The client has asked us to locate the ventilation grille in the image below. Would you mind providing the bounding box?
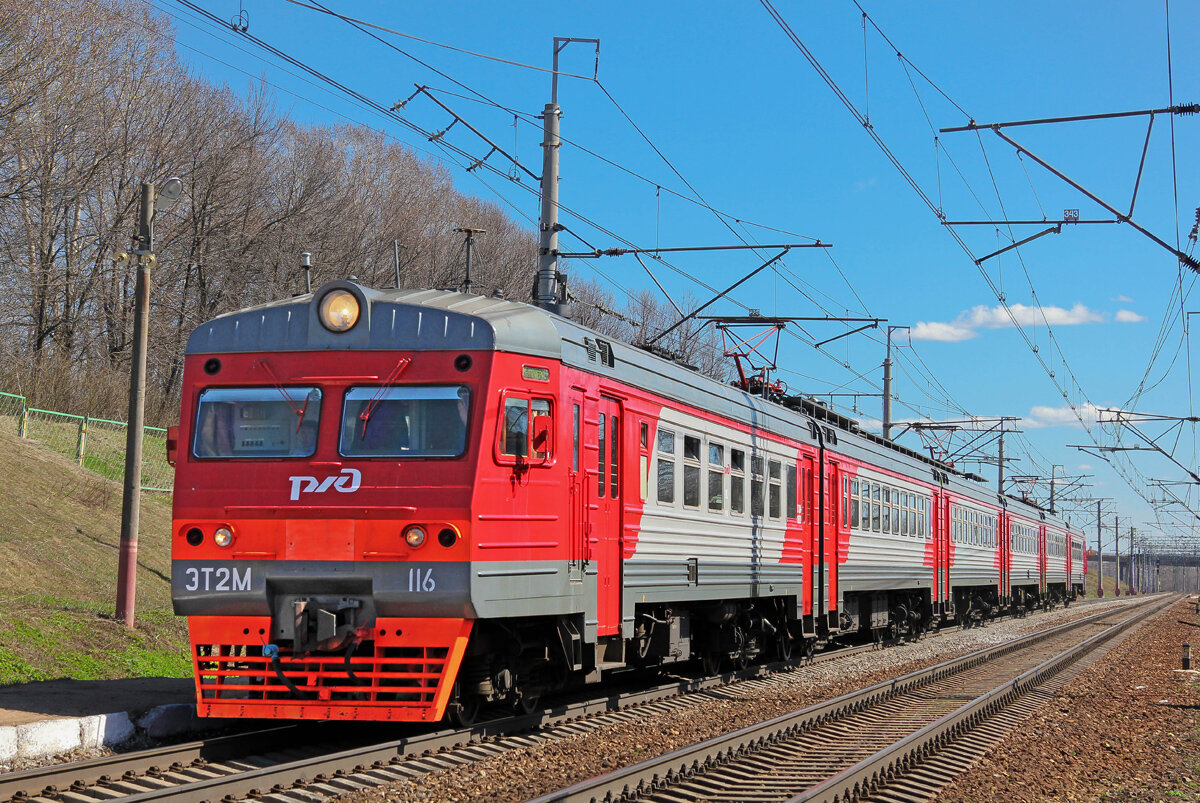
[195,641,448,706]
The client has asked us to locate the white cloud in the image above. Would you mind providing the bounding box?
[1111,295,1134,303]
[1077,463,1093,471]
[909,321,977,342]
[1115,309,1146,323]
[960,303,1103,329]
[1023,402,1101,429]
[911,302,1113,343]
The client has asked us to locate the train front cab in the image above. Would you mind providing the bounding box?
[172,343,488,722]
[169,283,572,723]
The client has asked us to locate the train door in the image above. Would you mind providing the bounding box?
[936,493,951,616]
[999,513,1010,604]
[825,461,840,628]
[1038,525,1048,599]
[567,392,587,585]
[594,396,623,635]
[800,454,817,627]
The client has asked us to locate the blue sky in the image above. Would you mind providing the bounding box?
[161,0,1198,551]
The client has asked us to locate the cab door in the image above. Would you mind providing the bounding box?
[567,392,587,585]
[593,397,623,635]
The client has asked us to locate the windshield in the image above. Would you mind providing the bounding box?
[193,387,320,458]
[341,385,470,458]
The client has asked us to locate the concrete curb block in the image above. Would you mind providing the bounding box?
[0,703,218,764]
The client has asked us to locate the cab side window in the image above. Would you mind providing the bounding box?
[500,394,552,461]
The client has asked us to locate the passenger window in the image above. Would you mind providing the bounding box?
[609,414,619,498]
[683,433,701,507]
[730,471,745,514]
[708,466,724,512]
[768,460,782,519]
[684,464,701,507]
[572,404,580,471]
[751,456,765,517]
[598,412,606,498]
[657,457,675,504]
[788,465,798,520]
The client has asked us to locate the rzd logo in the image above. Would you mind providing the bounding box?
[288,468,361,501]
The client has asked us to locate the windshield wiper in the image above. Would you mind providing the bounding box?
[358,358,412,438]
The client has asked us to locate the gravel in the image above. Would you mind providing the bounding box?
[934,595,1200,802]
[336,596,1166,803]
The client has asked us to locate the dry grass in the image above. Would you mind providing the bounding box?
[0,428,188,684]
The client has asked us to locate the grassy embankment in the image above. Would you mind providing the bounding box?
[0,428,188,685]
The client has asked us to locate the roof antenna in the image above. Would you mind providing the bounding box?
[454,227,486,294]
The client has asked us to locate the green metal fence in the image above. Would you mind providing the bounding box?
[0,391,174,493]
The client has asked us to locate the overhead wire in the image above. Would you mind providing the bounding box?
[762,0,1178,520]
[171,0,1043,465]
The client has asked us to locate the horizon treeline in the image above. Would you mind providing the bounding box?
[0,0,725,426]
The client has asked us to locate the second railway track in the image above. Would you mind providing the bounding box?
[531,594,1172,803]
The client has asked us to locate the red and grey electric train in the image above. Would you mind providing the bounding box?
[170,280,1086,724]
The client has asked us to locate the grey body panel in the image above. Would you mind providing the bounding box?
[174,558,595,622]
[173,559,473,618]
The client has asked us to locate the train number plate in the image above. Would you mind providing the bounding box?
[182,566,252,592]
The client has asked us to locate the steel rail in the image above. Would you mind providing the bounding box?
[0,726,309,802]
[790,595,1172,803]
[1,645,862,803]
[3,600,1112,803]
[527,597,1162,803]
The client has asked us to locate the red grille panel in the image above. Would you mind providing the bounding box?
[188,616,472,722]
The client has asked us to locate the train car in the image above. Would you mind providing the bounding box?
[1007,513,1042,611]
[169,279,1086,725]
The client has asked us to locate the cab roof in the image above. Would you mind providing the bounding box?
[185,281,562,359]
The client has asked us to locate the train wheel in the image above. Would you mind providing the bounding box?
[701,645,722,675]
[777,632,795,661]
[513,690,541,715]
[447,692,481,727]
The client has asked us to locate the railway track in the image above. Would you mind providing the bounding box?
[530,595,1170,803]
[0,597,1123,803]
[0,639,865,803]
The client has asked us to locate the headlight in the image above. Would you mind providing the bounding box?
[319,290,360,332]
[214,526,234,548]
[404,525,427,548]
